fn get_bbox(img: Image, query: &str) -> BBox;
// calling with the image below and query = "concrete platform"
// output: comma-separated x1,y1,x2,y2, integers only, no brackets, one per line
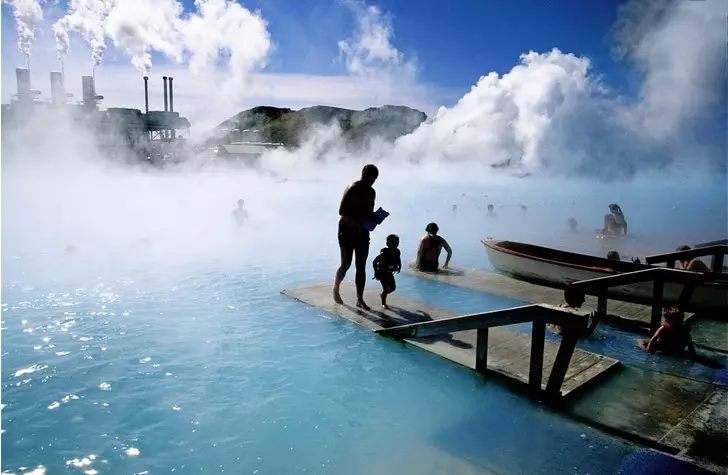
283,283,619,398
407,267,690,327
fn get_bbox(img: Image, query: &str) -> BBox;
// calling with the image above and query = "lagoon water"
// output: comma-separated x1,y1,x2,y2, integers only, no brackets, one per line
2,163,727,474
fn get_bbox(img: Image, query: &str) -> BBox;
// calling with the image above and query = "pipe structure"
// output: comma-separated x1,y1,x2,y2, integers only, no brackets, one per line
143,76,149,114
163,76,168,112
169,77,174,112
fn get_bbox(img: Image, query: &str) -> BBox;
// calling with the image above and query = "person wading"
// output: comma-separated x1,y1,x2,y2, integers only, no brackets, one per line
333,164,383,310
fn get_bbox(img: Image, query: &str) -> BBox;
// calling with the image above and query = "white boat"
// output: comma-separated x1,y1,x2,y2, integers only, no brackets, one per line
482,239,728,312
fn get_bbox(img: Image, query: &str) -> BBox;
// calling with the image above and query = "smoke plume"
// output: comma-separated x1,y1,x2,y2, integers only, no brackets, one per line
4,0,43,59
52,0,112,67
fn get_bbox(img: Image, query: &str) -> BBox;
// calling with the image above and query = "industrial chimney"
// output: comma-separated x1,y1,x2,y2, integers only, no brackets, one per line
81,75,104,110
143,76,149,114
163,76,168,112
16,68,31,101
50,72,64,105
168,77,174,112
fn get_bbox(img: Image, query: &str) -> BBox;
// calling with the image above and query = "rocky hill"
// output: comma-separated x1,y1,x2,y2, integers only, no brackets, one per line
207,105,427,148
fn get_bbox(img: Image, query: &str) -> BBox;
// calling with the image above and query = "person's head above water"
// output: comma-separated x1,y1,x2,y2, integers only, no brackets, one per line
664,306,685,324
607,250,621,260
386,234,400,248
360,164,379,186
487,204,495,212
563,286,586,308
425,222,439,235
237,199,245,209
608,203,622,215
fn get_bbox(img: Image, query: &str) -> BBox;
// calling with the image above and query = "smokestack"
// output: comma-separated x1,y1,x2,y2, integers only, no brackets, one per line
50,72,64,105
168,77,174,112
163,76,168,112
16,68,31,100
143,76,149,114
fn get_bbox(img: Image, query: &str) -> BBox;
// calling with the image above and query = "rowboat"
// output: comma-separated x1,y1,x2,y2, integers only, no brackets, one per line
482,239,728,312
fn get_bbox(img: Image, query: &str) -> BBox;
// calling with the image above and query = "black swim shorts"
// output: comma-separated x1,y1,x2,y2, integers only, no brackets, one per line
338,219,370,253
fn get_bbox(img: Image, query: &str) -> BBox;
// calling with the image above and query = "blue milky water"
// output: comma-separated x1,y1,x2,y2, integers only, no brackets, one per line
2,169,726,475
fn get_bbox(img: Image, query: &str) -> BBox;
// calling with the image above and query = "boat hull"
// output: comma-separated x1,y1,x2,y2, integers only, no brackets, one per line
483,240,728,312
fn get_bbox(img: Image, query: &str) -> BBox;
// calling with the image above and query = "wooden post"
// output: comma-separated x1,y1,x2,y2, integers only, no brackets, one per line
678,284,695,307
475,328,489,373
529,320,546,399
650,278,664,334
545,329,579,398
597,291,607,315
711,253,724,273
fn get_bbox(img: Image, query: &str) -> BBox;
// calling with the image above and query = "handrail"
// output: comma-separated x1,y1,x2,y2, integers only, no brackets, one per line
376,303,592,402
570,267,713,293
376,303,586,339
645,244,727,272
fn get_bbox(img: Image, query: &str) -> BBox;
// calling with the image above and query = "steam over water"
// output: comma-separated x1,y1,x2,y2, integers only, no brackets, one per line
2,134,727,473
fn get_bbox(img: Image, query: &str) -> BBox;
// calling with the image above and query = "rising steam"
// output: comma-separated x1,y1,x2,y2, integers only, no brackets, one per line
52,0,112,67
4,0,43,60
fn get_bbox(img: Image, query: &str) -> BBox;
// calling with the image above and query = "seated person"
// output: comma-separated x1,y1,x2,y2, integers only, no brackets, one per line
414,222,452,272
548,287,602,337
643,307,696,358
607,250,621,261
601,204,627,236
675,245,711,272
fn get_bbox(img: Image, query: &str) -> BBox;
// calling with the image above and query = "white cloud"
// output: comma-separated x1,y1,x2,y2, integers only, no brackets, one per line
3,0,43,58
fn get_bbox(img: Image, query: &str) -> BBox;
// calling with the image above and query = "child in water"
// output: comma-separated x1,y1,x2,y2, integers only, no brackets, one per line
642,307,696,358
372,234,402,309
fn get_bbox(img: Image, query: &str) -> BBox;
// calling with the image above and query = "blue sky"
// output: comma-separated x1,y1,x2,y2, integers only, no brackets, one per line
228,0,632,89
2,0,635,101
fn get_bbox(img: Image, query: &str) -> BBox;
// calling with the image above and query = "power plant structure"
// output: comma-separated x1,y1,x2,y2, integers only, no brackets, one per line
1,67,191,165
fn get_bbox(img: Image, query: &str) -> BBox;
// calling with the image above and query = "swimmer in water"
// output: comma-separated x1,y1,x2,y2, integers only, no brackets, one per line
65,245,77,254
415,222,452,272
601,204,627,236
607,250,621,261
520,204,527,211
487,204,495,216
232,199,248,226
568,217,578,233
333,164,382,310
372,234,402,309
452,204,458,212
547,287,603,337
642,307,696,358
675,245,711,272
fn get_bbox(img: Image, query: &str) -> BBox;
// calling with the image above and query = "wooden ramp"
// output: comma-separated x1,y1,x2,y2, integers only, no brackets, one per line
283,283,620,398
406,267,686,327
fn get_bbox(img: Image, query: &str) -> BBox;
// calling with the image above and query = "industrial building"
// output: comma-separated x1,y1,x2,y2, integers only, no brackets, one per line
1,68,191,165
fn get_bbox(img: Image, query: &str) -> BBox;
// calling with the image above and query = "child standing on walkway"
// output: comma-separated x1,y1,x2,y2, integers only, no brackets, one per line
372,234,402,309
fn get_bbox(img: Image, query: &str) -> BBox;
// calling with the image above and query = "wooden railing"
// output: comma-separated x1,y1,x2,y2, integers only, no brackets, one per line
376,303,590,401
646,244,727,273
570,267,721,333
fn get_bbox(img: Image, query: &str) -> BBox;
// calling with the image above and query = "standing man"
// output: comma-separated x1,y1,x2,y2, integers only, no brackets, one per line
333,164,381,310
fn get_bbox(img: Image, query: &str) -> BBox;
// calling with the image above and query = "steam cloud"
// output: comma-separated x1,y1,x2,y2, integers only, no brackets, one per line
4,0,43,59
48,0,272,88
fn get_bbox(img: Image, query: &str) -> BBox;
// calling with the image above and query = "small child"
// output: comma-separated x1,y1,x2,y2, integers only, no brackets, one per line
372,234,402,309
643,307,696,358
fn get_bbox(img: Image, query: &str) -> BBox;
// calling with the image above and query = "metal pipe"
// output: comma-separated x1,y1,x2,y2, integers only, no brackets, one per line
143,76,149,114
163,76,168,112
168,77,174,112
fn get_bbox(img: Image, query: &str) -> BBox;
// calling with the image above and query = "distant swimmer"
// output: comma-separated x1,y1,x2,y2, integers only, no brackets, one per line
372,234,402,309
676,245,711,272
333,164,383,310
607,250,621,261
452,204,458,212
487,204,495,216
568,217,578,233
601,204,627,236
414,222,452,272
520,204,527,211
232,199,248,226
65,245,77,254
